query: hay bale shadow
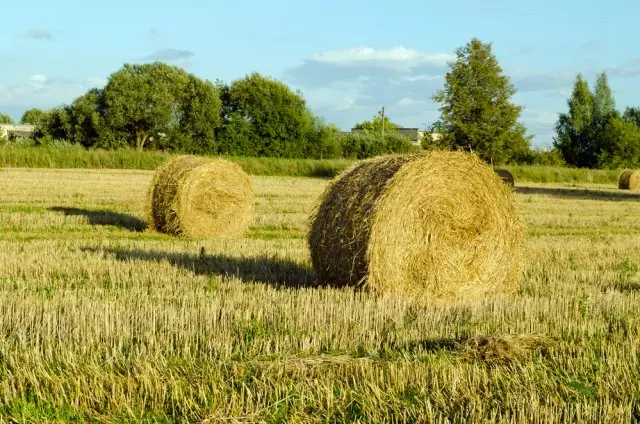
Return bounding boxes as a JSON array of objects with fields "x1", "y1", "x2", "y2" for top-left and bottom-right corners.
[
  {"x1": 86, "y1": 247, "x2": 319, "y2": 289},
  {"x1": 49, "y1": 207, "x2": 147, "y2": 232},
  {"x1": 516, "y1": 186, "x2": 640, "y2": 201}
]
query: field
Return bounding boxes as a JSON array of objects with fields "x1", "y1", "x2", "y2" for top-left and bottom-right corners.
[{"x1": 1, "y1": 167, "x2": 640, "y2": 422}]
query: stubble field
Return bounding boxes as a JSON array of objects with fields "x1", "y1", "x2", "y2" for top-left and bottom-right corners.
[{"x1": 0, "y1": 167, "x2": 639, "y2": 423}]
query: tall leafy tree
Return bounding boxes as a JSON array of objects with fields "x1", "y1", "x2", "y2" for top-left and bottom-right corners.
[
  {"x1": 592, "y1": 71, "x2": 616, "y2": 122},
  {"x1": 171, "y1": 75, "x2": 222, "y2": 153},
  {"x1": 431, "y1": 38, "x2": 531, "y2": 164},
  {"x1": 597, "y1": 116, "x2": 640, "y2": 168},
  {"x1": 553, "y1": 74, "x2": 597, "y2": 167},
  {"x1": 219, "y1": 73, "x2": 313, "y2": 158},
  {"x1": 35, "y1": 107, "x2": 71, "y2": 140},
  {"x1": 68, "y1": 89, "x2": 105, "y2": 147},
  {"x1": 20, "y1": 108, "x2": 47, "y2": 125},
  {"x1": 102, "y1": 62, "x2": 191, "y2": 150}
]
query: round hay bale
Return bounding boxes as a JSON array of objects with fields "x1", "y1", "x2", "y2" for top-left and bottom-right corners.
[
  {"x1": 308, "y1": 151, "x2": 524, "y2": 300},
  {"x1": 618, "y1": 169, "x2": 640, "y2": 190},
  {"x1": 494, "y1": 168, "x2": 515, "y2": 188},
  {"x1": 148, "y1": 155, "x2": 253, "y2": 237}
]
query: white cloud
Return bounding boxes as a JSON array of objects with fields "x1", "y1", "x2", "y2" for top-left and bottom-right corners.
[
  {"x1": 142, "y1": 48, "x2": 195, "y2": 62},
  {"x1": 401, "y1": 74, "x2": 441, "y2": 82},
  {"x1": 332, "y1": 97, "x2": 359, "y2": 111},
  {"x1": 29, "y1": 74, "x2": 48, "y2": 84},
  {"x1": 0, "y1": 75, "x2": 110, "y2": 114},
  {"x1": 311, "y1": 46, "x2": 454, "y2": 72},
  {"x1": 522, "y1": 109, "x2": 559, "y2": 124},
  {"x1": 396, "y1": 97, "x2": 426, "y2": 107},
  {"x1": 85, "y1": 77, "x2": 107, "y2": 88},
  {"x1": 23, "y1": 28, "x2": 53, "y2": 41}
]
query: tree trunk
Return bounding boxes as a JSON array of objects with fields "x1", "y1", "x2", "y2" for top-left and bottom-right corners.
[{"x1": 135, "y1": 132, "x2": 149, "y2": 150}]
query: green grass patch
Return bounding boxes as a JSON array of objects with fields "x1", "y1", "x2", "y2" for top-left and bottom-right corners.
[
  {"x1": 505, "y1": 165, "x2": 621, "y2": 184},
  {"x1": 0, "y1": 145, "x2": 354, "y2": 178},
  {"x1": 0, "y1": 144, "x2": 628, "y2": 183}
]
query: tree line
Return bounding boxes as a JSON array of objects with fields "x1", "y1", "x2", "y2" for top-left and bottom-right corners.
[
  {"x1": 8, "y1": 37, "x2": 635, "y2": 167},
  {"x1": 554, "y1": 72, "x2": 640, "y2": 169},
  {"x1": 10, "y1": 64, "x2": 416, "y2": 160}
]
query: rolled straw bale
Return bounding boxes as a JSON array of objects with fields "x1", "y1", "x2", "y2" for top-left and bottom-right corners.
[
  {"x1": 148, "y1": 155, "x2": 253, "y2": 237},
  {"x1": 308, "y1": 151, "x2": 524, "y2": 300},
  {"x1": 494, "y1": 168, "x2": 515, "y2": 188},
  {"x1": 618, "y1": 169, "x2": 640, "y2": 190}
]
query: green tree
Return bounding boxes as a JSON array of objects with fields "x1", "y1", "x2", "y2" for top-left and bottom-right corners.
[
  {"x1": 354, "y1": 114, "x2": 399, "y2": 135},
  {"x1": 170, "y1": 75, "x2": 222, "y2": 153},
  {"x1": 20, "y1": 108, "x2": 47, "y2": 125},
  {"x1": 305, "y1": 116, "x2": 343, "y2": 159},
  {"x1": 592, "y1": 72, "x2": 616, "y2": 122},
  {"x1": 35, "y1": 107, "x2": 71, "y2": 140},
  {"x1": 68, "y1": 89, "x2": 105, "y2": 147},
  {"x1": 431, "y1": 38, "x2": 531, "y2": 164},
  {"x1": 102, "y1": 62, "x2": 191, "y2": 150},
  {"x1": 623, "y1": 107, "x2": 640, "y2": 128},
  {"x1": 0, "y1": 113, "x2": 14, "y2": 124},
  {"x1": 597, "y1": 116, "x2": 640, "y2": 168},
  {"x1": 219, "y1": 73, "x2": 313, "y2": 158},
  {"x1": 553, "y1": 74, "x2": 598, "y2": 167}
]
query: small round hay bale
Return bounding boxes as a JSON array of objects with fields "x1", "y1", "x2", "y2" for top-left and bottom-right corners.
[
  {"x1": 148, "y1": 155, "x2": 253, "y2": 237},
  {"x1": 618, "y1": 169, "x2": 640, "y2": 190},
  {"x1": 308, "y1": 151, "x2": 524, "y2": 300},
  {"x1": 494, "y1": 168, "x2": 515, "y2": 188}
]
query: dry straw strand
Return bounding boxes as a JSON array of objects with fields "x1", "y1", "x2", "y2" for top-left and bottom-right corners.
[
  {"x1": 148, "y1": 155, "x2": 254, "y2": 237},
  {"x1": 618, "y1": 169, "x2": 640, "y2": 190},
  {"x1": 494, "y1": 168, "x2": 515, "y2": 188},
  {"x1": 308, "y1": 151, "x2": 524, "y2": 301}
]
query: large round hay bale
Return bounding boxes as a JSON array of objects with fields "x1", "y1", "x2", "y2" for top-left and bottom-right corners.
[
  {"x1": 308, "y1": 151, "x2": 524, "y2": 300},
  {"x1": 148, "y1": 155, "x2": 253, "y2": 237},
  {"x1": 494, "y1": 168, "x2": 515, "y2": 188},
  {"x1": 618, "y1": 169, "x2": 640, "y2": 190}
]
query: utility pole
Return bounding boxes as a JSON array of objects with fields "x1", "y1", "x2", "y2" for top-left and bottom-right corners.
[{"x1": 379, "y1": 106, "x2": 385, "y2": 137}]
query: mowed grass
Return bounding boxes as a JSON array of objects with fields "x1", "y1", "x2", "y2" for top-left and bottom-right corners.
[{"x1": 0, "y1": 168, "x2": 640, "y2": 423}]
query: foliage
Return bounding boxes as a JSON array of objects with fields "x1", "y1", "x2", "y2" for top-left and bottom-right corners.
[
  {"x1": 503, "y1": 164, "x2": 620, "y2": 184},
  {"x1": 305, "y1": 117, "x2": 343, "y2": 159},
  {"x1": 36, "y1": 107, "x2": 72, "y2": 141},
  {"x1": 169, "y1": 74, "x2": 222, "y2": 154},
  {"x1": 0, "y1": 144, "x2": 355, "y2": 177},
  {"x1": 218, "y1": 72, "x2": 313, "y2": 158},
  {"x1": 554, "y1": 72, "x2": 640, "y2": 169},
  {"x1": 20, "y1": 108, "x2": 47, "y2": 125},
  {"x1": 431, "y1": 38, "x2": 531, "y2": 165},
  {"x1": 354, "y1": 114, "x2": 400, "y2": 135},
  {"x1": 339, "y1": 132, "x2": 419, "y2": 159},
  {"x1": 68, "y1": 89, "x2": 105, "y2": 147},
  {"x1": 592, "y1": 72, "x2": 617, "y2": 123},
  {"x1": 554, "y1": 74, "x2": 597, "y2": 168},
  {"x1": 597, "y1": 117, "x2": 640, "y2": 169},
  {"x1": 0, "y1": 113, "x2": 14, "y2": 124},
  {"x1": 37, "y1": 63, "x2": 222, "y2": 154},
  {"x1": 103, "y1": 62, "x2": 192, "y2": 150},
  {"x1": 623, "y1": 107, "x2": 640, "y2": 127}
]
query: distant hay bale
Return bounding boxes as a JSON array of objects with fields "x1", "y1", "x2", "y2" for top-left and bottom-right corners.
[
  {"x1": 308, "y1": 151, "x2": 524, "y2": 300},
  {"x1": 148, "y1": 155, "x2": 253, "y2": 237},
  {"x1": 494, "y1": 168, "x2": 515, "y2": 188},
  {"x1": 618, "y1": 169, "x2": 640, "y2": 190}
]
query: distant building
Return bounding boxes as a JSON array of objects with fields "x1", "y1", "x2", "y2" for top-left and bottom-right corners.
[{"x1": 0, "y1": 124, "x2": 35, "y2": 141}]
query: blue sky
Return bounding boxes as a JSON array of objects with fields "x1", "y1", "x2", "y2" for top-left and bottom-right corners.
[{"x1": 2, "y1": 0, "x2": 640, "y2": 147}]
